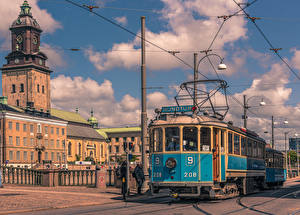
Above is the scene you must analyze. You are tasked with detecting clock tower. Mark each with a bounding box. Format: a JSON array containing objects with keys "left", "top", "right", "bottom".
[{"left": 1, "top": 0, "right": 52, "bottom": 111}]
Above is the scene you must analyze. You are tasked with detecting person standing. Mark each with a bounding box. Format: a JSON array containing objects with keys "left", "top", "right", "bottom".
[
  {"left": 132, "top": 163, "right": 145, "bottom": 194},
  {"left": 120, "top": 161, "right": 127, "bottom": 200}
]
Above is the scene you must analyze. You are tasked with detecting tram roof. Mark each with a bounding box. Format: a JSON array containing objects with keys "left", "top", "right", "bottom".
[{"left": 150, "top": 114, "right": 228, "bottom": 127}]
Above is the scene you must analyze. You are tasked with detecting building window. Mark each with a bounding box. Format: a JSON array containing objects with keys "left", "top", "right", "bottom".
[
  {"left": 16, "top": 122, "right": 20, "bottom": 131},
  {"left": 62, "top": 128, "right": 65, "bottom": 135},
  {"left": 57, "top": 152, "right": 60, "bottom": 161},
  {"left": 115, "top": 146, "right": 119, "bottom": 153},
  {"left": 45, "top": 152, "right": 48, "bottom": 160},
  {"left": 42, "top": 85, "right": 45, "bottom": 94},
  {"left": 23, "top": 151, "right": 28, "bottom": 161},
  {"left": 51, "top": 152, "right": 54, "bottom": 160},
  {"left": 56, "top": 128, "right": 59, "bottom": 135},
  {"left": 16, "top": 100, "right": 19, "bottom": 106},
  {"left": 37, "top": 84, "right": 40, "bottom": 93},
  {"left": 20, "top": 83, "right": 24, "bottom": 92},
  {"left": 30, "top": 124, "right": 34, "bottom": 133},
  {"left": 50, "top": 139, "right": 54, "bottom": 148},
  {"left": 68, "top": 142, "right": 72, "bottom": 156},
  {"left": 132, "top": 145, "right": 135, "bottom": 152},
  {"left": 100, "top": 145, "right": 104, "bottom": 158},
  {"left": 8, "top": 121, "right": 12, "bottom": 130},
  {"left": 23, "top": 137, "right": 27, "bottom": 146},
  {"left": 115, "top": 137, "right": 119, "bottom": 142},
  {"left": 44, "top": 139, "right": 48, "bottom": 147},
  {"left": 51, "top": 127, "right": 54, "bottom": 134},
  {"left": 56, "top": 140, "right": 60, "bottom": 148},
  {"left": 30, "top": 152, "right": 34, "bottom": 161},
  {"left": 37, "top": 124, "right": 41, "bottom": 133},
  {"left": 44, "top": 126, "right": 48, "bottom": 134},
  {"left": 16, "top": 136, "right": 20, "bottom": 146},
  {"left": 109, "top": 146, "right": 112, "bottom": 153},
  {"left": 9, "top": 151, "right": 13, "bottom": 160},
  {"left": 123, "top": 137, "right": 127, "bottom": 142},
  {"left": 30, "top": 138, "right": 34, "bottom": 146},
  {"left": 23, "top": 124, "right": 27, "bottom": 132},
  {"left": 131, "top": 137, "right": 135, "bottom": 142},
  {"left": 9, "top": 136, "right": 13, "bottom": 145},
  {"left": 12, "top": 84, "right": 16, "bottom": 93},
  {"left": 78, "top": 143, "right": 81, "bottom": 155},
  {"left": 16, "top": 151, "right": 20, "bottom": 160}
]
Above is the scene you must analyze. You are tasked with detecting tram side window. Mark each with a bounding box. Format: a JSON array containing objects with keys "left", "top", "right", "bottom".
[
  {"left": 221, "top": 130, "right": 225, "bottom": 153},
  {"left": 200, "top": 127, "right": 211, "bottom": 151},
  {"left": 258, "top": 143, "right": 263, "bottom": 159},
  {"left": 247, "top": 139, "right": 252, "bottom": 157},
  {"left": 241, "top": 137, "right": 247, "bottom": 156},
  {"left": 152, "top": 128, "right": 163, "bottom": 152},
  {"left": 253, "top": 141, "right": 257, "bottom": 157},
  {"left": 165, "top": 127, "right": 180, "bottom": 151},
  {"left": 234, "top": 134, "right": 240, "bottom": 155},
  {"left": 183, "top": 127, "right": 198, "bottom": 151},
  {"left": 228, "top": 132, "right": 233, "bottom": 154}
]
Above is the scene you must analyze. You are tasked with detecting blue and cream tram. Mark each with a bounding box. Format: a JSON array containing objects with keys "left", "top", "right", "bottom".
[
  {"left": 149, "top": 107, "right": 268, "bottom": 198},
  {"left": 265, "top": 148, "right": 285, "bottom": 185}
]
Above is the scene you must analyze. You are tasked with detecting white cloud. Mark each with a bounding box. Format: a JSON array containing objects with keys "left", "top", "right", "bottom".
[
  {"left": 40, "top": 43, "right": 66, "bottom": 68},
  {"left": 0, "top": 0, "right": 62, "bottom": 48},
  {"left": 114, "top": 16, "right": 127, "bottom": 25},
  {"left": 51, "top": 75, "right": 172, "bottom": 127},
  {"left": 85, "top": 0, "right": 247, "bottom": 72}
]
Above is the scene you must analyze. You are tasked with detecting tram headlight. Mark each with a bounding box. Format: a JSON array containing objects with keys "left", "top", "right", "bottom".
[{"left": 165, "top": 158, "right": 177, "bottom": 169}]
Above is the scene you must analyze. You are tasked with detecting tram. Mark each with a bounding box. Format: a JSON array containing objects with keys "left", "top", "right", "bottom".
[{"left": 148, "top": 79, "right": 285, "bottom": 199}]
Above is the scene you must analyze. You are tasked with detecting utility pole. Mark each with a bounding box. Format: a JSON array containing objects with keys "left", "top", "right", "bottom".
[
  {"left": 243, "top": 95, "right": 247, "bottom": 128},
  {"left": 297, "top": 139, "right": 299, "bottom": 176},
  {"left": 193, "top": 53, "right": 198, "bottom": 106},
  {"left": 285, "top": 132, "right": 289, "bottom": 178},
  {"left": 141, "top": 16, "right": 148, "bottom": 181},
  {"left": 126, "top": 142, "right": 130, "bottom": 196},
  {"left": 271, "top": 116, "right": 274, "bottom": 149}
]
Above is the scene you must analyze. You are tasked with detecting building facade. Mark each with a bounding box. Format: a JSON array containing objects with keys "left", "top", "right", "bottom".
[
  {"left": 96, "top": 127, "right": 142, "bottom": 164},
  {"left": 289, "top": 138, "right": 300, "bottom": 151}
]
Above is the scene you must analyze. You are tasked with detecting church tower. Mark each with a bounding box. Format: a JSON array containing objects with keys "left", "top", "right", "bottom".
[{"left": 1, "top": 1, "right": 52, "bottom": 111}]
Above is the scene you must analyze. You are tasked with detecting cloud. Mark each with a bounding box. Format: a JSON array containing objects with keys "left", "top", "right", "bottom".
[
  {"left": 51, "top": 75, "right": 172, "bottom": 127},
  {"left": 85, "top": 0, "right": 247, "bottom": 72},
  {"left": 40, "top": 43, "right": 66, "bottom": 68},
  {"left": 0, "top": 0, "right": 62, "bottom": 48},
  {"left": 114, "top": 16, "right": 127, "bottom": 25}
]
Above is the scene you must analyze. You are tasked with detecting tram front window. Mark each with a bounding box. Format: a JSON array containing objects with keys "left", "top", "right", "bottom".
[
  {"left": 183, "top": 127, "right": 198, "bottom": 151},
  {"left": 165, "top": 127, "right": 180, "bottom": 151},
  {"left": 152, "top": 128, "right": 163, "bottom": 152},
  {"left": 200, "top": 127, "right": 211, "bottom": 151}
]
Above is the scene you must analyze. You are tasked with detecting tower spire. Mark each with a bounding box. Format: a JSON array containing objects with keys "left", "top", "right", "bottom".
[{"left": 20, "top": 0, "right": 32, "bottom": 16}]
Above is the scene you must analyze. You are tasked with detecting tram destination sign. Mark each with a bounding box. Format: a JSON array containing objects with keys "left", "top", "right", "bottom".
[{"left": 161, "top": 105, "right": 194, "bottom": 113}]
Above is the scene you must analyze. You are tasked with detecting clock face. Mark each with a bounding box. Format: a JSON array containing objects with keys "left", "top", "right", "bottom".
[
  {"left": 15, "top": 58, "right": 19, "bottom": 64},
  {"left": 16, "top": 35, "right": 23, "bottom": 44},
  {"left": 16, "top": 19, "right": 21, "bottom": 25},
  {"left": 39, "top": 59, "right": 43, "bottom": 65},
  {"left": 32, "top": 37, "right": 38, "bottom": 45}
]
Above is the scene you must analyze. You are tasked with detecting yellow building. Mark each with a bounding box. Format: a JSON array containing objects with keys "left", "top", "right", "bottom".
[{"left": 51, "top": 109, "right": 107, "bottom": 164}]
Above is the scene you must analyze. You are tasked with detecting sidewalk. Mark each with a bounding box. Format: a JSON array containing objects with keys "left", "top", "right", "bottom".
[{"left": 0, "top": 185, "right": 122, "bottom": 214}]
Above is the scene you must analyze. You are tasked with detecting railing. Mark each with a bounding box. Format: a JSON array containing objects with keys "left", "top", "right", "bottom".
[
  {"left": 1, "top": 166, "right": 43, "bottom": 185},
  {"left": 58, "top": 170, "right": 96, "bottom": 186}
]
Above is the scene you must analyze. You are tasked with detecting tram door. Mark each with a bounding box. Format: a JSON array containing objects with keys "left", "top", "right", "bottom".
[{"left": 213, "top": 128, "right": 220, "bottom": 182}]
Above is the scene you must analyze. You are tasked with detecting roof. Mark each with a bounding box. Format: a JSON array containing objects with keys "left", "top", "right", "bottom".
[
  {"left": 96, "top": 127, "right": 141, "bottom": 140},
  {"left": 68, "top": 124, "right": 105, "bottom": 140},
  {"left": 51, "top": 108, "right": 89, "bottom": 125}
]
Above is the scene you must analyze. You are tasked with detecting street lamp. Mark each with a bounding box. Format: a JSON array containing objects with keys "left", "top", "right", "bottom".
[
  {"left": 242, "top": 95, "right": 266, "bottom": 129},
  {"left": 193, "top": 52, "right": 227, "bottom": 106},
  {"left": 295, "top": 133, "right": 299, "bottom": 176}
]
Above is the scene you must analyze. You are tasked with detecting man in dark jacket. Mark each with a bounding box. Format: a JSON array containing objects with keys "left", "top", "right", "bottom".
[
  {"left": 120, "top": 161, "right": 127, "bottom": 200},
  {"left": 132, "top": 163, "right": 145, "bottom": 194}
]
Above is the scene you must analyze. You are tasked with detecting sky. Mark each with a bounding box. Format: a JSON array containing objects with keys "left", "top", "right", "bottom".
[{"left": 1, "top": 0, "right": 300, "bottom": 150}]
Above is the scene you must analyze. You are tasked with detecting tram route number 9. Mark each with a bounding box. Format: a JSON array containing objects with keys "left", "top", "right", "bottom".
[
  {"left": 184, "top": 172, "right": 197, "bottom": 177},
  {"left": 186, "top": 156, "right": 195, "bottom": 166}
]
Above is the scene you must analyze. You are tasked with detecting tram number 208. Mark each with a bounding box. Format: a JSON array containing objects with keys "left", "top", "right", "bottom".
[{"left": 184, "top": 172, "right": 197, "bottom": 177}]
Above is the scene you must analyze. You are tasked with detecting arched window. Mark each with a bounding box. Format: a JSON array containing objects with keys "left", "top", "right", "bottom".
[
  {"left": 90, "top": 151, "right": 93, "bottom": 157},
  {"left": 37, "top": 84, "right": 40, "bottom": 93},
  {"left": 68, "top": 142, "right": 72, "bottom": 156},
  {"left": 100, "top": 145, "right": 103, "bottom": 158},
  {"left": 78, "top": 143, "right": 81, "bottom": 156}
]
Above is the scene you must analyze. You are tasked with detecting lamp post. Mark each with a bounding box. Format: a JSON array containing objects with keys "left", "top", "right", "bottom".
[
  {"left": 295, "top": 134, "right": 299, "bottom": 176},
  {"left": 193, "top": 52, "right": 227, "bottom": 105},
  {"left": 284, "top": 131, "right": 290, "bottom": 178},
  {"left": 242, "top": 95, "right": 266, "bottom": 129}
]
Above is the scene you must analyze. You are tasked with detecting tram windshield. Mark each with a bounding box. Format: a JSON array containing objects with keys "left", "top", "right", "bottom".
[
  {"left": 183, "top": 127, "right": 198, "bottom": 151},
  {"left": 152, "top": 128, "right": 163, "bottom": 152},
  {"left": 165, "top": 127, "right": 180, "bottom": 151}
]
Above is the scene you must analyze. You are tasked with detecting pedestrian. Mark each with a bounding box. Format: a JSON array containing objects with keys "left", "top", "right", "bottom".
[
  {"left": 120, "top": 161, "right": 127, "bottom": 200},
  {"left": 132, "top": 163, "right": 145, "bottom": 194}
]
